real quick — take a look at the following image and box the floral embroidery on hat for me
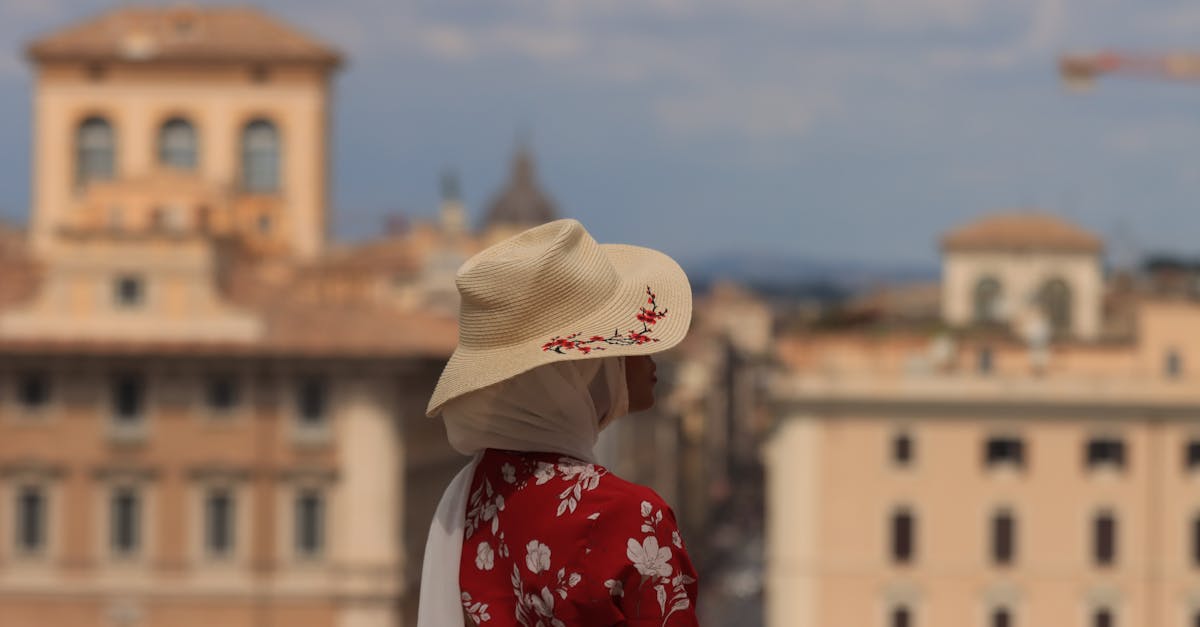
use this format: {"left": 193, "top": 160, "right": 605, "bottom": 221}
{"left": 541, "top": 287, "right": 668, "bottom": 355}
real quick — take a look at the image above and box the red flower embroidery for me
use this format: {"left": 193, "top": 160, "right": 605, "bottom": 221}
{"left": 542, "top": 287, "right": 668, "bottom": 355}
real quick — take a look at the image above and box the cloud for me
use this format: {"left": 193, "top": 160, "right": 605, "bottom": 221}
{"left": 654, "top": 85, "right": 824, "bottom": 138}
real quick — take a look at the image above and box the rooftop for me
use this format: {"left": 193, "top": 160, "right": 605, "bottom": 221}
{"left": 941, "top": 212, "right": 1103, "bottom": 253}
{"left": 27, "top": 5, "right": 341, "bottom": 66}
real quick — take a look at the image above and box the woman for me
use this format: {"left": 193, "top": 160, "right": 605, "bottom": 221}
{"left": 419, "top": 219, "right": 700, "bottom": 626}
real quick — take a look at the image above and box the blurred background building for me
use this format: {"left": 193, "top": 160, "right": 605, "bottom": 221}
{"left": 766, "top": 212, "right": 1200, "bottom": 627}
{"left": 0, "top": 6, "right": 772, "bottom": 626}
{"left": 0, "top": 7, "right": 476, "bottom": 627}
{"left": 12, "top": 4, "right": 1200, "bottom": 627}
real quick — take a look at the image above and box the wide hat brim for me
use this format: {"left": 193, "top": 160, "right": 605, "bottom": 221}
{"left": 426, "top": 243, "right": 692, "bottom": 417}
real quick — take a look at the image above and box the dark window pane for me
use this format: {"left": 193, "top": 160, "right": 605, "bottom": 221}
{"left": 891, "top": 510, "right": 914, "bottom": 564}
{"left": 1094, "top": 609, "right": 1113, "bottom": 627}
{"left": 985, "top": 437, "right": 1025, "bottom": 468}
{"left": 973, "top": 277, "right": 1003, "bottom": 323}
{"left": 1094, "top": 512, "right": 1116, "bottom": 566}
{"left": 158, "top": 118, "right": 197, "bottom": 169}
{"left": 17, "top": 486, "right": 44, "bottom": 551}
{"left": 978, "top": 347, "right": 994, "bottom": 374}
{"left": 1192, "top": 515, "right": 1200, "bottom": 567}
{"left": 206, "top": 376, "right": 239, "bottom": 413}
{"left": 111, "top": 374, "right": 144, "bottom": 422}
{"left": 1186, "top": 441, "right": 1200, "bottom": 470}
{"left": 77, "top": 116, "right": 115, "bottom": 186}
{"left": 241, "top": 119, "right": 279, "bottom": 193}
{"left": 893, "top": 433, "right": 913, "bottom": 466}
{"left": 992, "top": 608, "right": 1011, "bottom": 627}
{"left": 111, "top": 488, "right": 140, "bottom": 554}
{"left": 1087, "top": 438, "right": 1126, "bottom": 469}
{"left": 297, "top": 377, "right": 327, "bottom": 425}
{"left": 206, "top": 489, "right": 234, "bottom": 555}
{"left": 113, "top": 275, "right": 143, "bottom": 307}
{"left": 296, "top": 490, "right": 323, "bottom": 556}
{"left": 1193, "top": 610, "right": 1200, "bottom": 627}
{"left": 1038, "top": 278, "right": 1072, "bottom": 335}
{"left": 891, "top": 606, "right": 910, "bottom": 627}
{"left": 1166, "top": 350, "right": 1184, "bottom": 378}
{"left": 17, "top": 372, "right": 50, "bottom": 410}
{"left": 992, "top": 511, "right": 1015, "bottom": 565}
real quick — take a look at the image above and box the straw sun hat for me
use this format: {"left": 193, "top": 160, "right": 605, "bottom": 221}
{"left": 426, "top": 219, "right": 693, "bottom": 416}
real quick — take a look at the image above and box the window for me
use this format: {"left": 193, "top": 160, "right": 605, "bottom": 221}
{"left": 1186, "top": 440, "right": 1200, "bottom": 471}
{"left": 296, "top": 377, "right": 328, "bottom": 427}
{"left": 890, "top": 605, "right": 911, "bottom": 627}
{"left": 111, "top": 374, "right": 145, "bottom": 425}
{"left": 295, "top": 489, "right": 324, "bottom": 557}
{"left": 985, "top": 436, "right": 1025, "bottom": 468}
{"left": 76, "top": 116, "right": 115, "bottom": 187}
{"left": 991, "top": 510, "right": 1016, "bottom": 566}
{"left": 891, "top": 508, "right": 914, "bottom": 565}
{"left": 1093, "top": 608, "right": 1113, "bottom": 627}
{"left": 241, "top": 119, "right": 279, "bottom": 193}
{"left": 1166, "top": 349, "right": 1184, "bottom": 379}
{"left": 1093, "top": 511, "right": 1116, "bottom": 567}
{"left": 16, "top": 372, "right": 50, "bottom": 412}
{"left": 1192, "top": 514, "right": 1200, "bottom": 568}
{"left": 204, "top": 488, "right": 234, "bottom": 556}
{"left": 892, "top": 432, "right": 914, "bottom": 466}
{"left": 973, "top": 277, "right": 1003, "bottom": 323}
{"left": 205, "top": 375, "right": 239, "bottom": 414}
{"left": 1037, "top": 278, "right": 1072, "bottom": 336}
{"left": 991, "top": 608, "right": 1012, "bottom": 627}
{"left": 1193, "top": 610, "right": 1200, "bottom": 627}
{"left": 158, "top": 117, "right": 197, "bottom": 169}
{"left": 113, "top": 275, "right": 144, "bottom": 308}
{"left": 111, "top": 487, "right": 140, "bottom": 555}
{"left": 15, "top": 485, "right": 45, "bottom": 553}
{"left": 1087, "top": 438, "right": 1126, "bottom": 470}
{"left": 250, "top": 64, "right": 270, "bottom": 83}
{"left": 978, "top": 347, "right": 994, "bottom": 374}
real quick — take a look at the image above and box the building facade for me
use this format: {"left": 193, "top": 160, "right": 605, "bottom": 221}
{"left": 0, "top": 7, "right": 467, "bottom": 627}
{"left": 767, "top": 213, "right": 1200, "bottom": 627}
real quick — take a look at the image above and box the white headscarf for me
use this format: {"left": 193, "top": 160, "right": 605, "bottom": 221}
{"left": 417, "top": 357, "right": 629, "bottom": 626}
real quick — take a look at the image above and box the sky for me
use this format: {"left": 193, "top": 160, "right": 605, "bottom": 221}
{"left": 2, "top": 0, "right": 1200, "bottom": 268}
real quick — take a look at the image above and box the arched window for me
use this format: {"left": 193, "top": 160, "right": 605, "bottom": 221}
{"left": 973, "top": 277, "right": 1003, "bottom": 323}
{"left": 76, "top": 116, "right": 115, "bottom": 186}
{"left": 1037, "top": 278, "right": 1072, "bottom": 336}
{"left": 991, "top": 607, "right": 1012, "bottom": 627}
{"left": 158, "top": 117, "right": 197, "bottom": 169}
{"left": 241, "top": 119, "right": 279, "bottom": 193}
{"left": 890, "top": 605, "right": 911, "bottom": 627}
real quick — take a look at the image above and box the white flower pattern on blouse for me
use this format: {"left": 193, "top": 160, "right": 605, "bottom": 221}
{"left": 476, "top": 542, "right": 495, "bottom": 571}
{"left": 460, "top": 450, "right": 699, "bottom": 626}
{"left": 524, "top": 540, "right": 551, "bottom": 575}
{"left": 462, "top": 591, "right": 492, "bottom": 624}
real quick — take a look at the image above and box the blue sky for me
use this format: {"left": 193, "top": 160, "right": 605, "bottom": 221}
{"left": 2, "top": 0, "right": 1200, "bottom": 267}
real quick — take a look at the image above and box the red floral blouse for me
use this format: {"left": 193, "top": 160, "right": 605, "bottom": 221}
{"left": 459, "top": 449, "right": 700, "bottom": 626}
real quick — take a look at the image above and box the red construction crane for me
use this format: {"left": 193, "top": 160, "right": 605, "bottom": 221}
{"left": 1060, "top": 50, "right": 1200, "bottom": 90}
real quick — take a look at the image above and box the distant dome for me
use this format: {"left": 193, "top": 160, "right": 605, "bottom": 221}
{"left": 941, "top": 212, "right": 1103, "bottom": 253}
{"left": 482, "top": 145, "right": 559, "bottom": 230}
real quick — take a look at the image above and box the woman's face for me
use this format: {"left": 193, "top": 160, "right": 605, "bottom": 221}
{"left": 624, "top": 355, "right": 657, "bottom": 413}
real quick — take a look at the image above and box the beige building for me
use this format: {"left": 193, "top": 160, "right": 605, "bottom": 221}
{"left": 767, "top": 213, "right": 1200, "bottom": 627}
{"left": 0, "top": 7, "right": 472, "bottom": 627}
{"left": 941, "top": 213, "right": 1104, "bottom": 341}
